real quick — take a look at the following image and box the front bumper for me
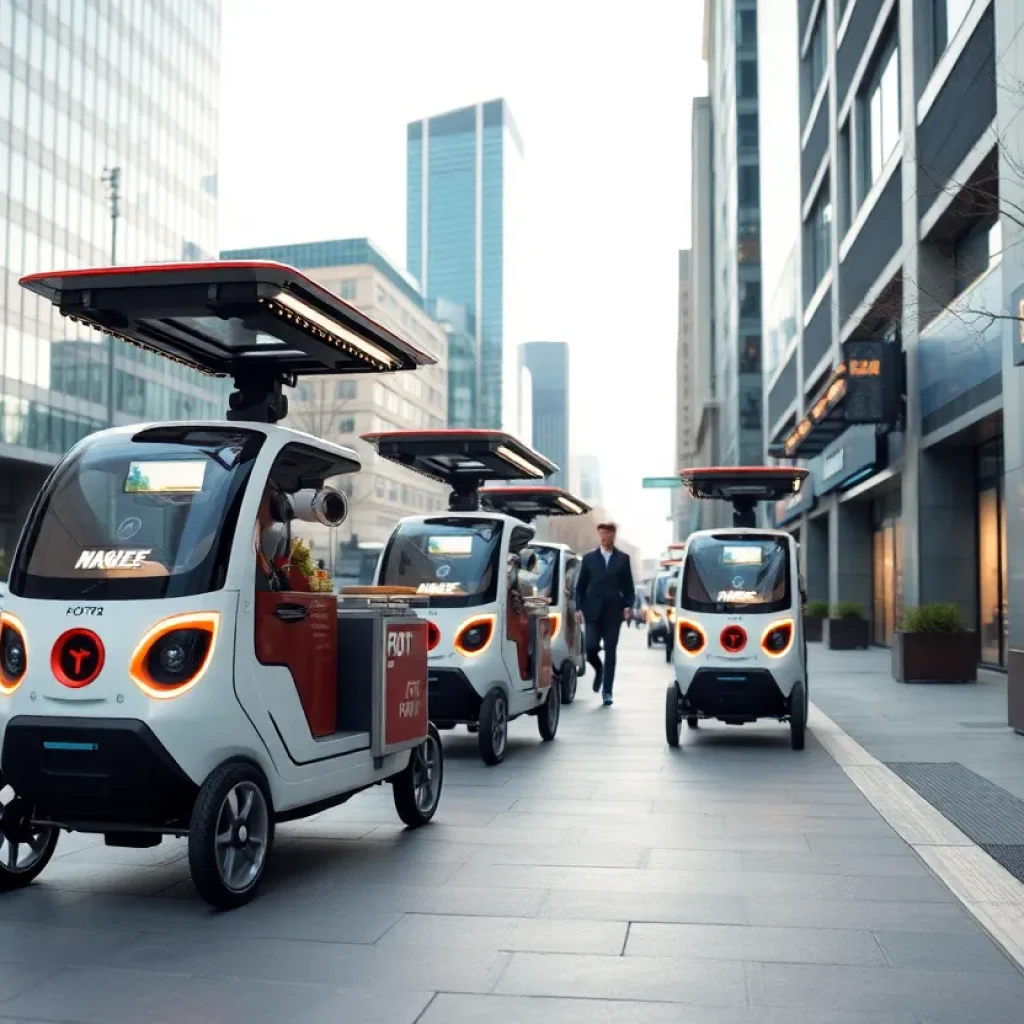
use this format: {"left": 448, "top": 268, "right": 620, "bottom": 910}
{"left": 1, "top": 716, "right": 199, "bottom": 831}
{"left": 680, "top": 668, "right": 791, "bottom": 723}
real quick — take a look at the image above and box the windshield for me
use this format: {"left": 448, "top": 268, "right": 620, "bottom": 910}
{"left": 11, "top": 427, "right": 264, "bottom": 601}
{"left": 681, "top": 534, "right": 791, "bottom": 614}
{"left": 378, "top": 517, "right": 503, "bottom": 607}
{"left": 653, "top": 574, "right": 674, "bottom": 605}
{"left": 521, "top": 545, "right": 560, "bottom": 602}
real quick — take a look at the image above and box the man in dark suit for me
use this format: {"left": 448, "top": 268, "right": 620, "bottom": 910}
{"left": 575, "top": 521, "right": 635, "bottom": 706}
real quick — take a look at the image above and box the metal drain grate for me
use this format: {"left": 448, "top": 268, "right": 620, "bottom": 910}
{"left": 886, "top": 762, "right": 1024, "bottom": 845}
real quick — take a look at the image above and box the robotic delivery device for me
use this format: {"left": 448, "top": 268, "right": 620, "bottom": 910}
{"left": 665, "top": 466, "right": 810, "bottom": 751}
{"left": 363, "top": 431, "right": 563, "bottom": 765}
{"left": 0, "top": 261, "right": 446, "bottom": 908}
{"left": 480, "top": 486, "right": 590, "bottom": 705}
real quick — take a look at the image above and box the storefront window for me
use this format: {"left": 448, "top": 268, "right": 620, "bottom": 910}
{"left": 872, "top": 492, "right": 902, "bottom": 646}
{"left": 976, "top": 437, "right": 1006, "bottom": 667}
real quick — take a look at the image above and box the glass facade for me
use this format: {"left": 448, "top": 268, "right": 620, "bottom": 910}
{"left": 407, "top": 99, "right": 524, "bottom": 430}
{"left": 0, "top": 0, "right": 224, "bottom": 465}
{"left": 976, "top": 437, "right": 1007, "bottom": 667}
{"left": 871, "top": 491, "right": 903, "bottom": 647}
{"left": 519, "top": 342, "right": 569, "bottom": 488}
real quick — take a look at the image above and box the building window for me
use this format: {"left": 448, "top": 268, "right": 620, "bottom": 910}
{"left": 739, "top": 279, "right": 761, "bottom": 321}
{"left": 738, "top": 112, "right": 758, "bottom": 153}
{"left": 933, "top": 0, "right": 973, "bottom": 60}
{"left": 338, "top": 416, "right": 355, "bottom": 434}
{"left": 737, "top": 7, "right": 756, "bottom": 47}
{"left": 872, "top": 492, "right": 903, "bottom": 647}
{"left": 737, "top": 59, "right": 758, "bottom": 99}
{"left": 951, "top": 218, "right": 1000, "bottom": 295}
{"left": 805, "top": 181, "right": 833, "bottom": 292}
{"left": 738, "top": 164, "right": 760, "bottom": 209}
{"left": 806, "top": 9, "right": 826, "bottom": 102}
{"left": 340, "top": 280, "right": 357, "bottom": 301}
{"left": 860, "top": 35, "right": 900, "bottom": 192}
{"left": 977, "top": 437, "right": 1006, "bottom": 667}
{"left": 335, "top": 380, "right": 357, "bottom": 400}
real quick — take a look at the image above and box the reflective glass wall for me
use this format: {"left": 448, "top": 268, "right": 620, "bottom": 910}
{"left": 0, "top": 0, "right": 224, "bottom": 462}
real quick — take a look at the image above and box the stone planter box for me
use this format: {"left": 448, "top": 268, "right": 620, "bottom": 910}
{"left": 804, "top": 616, "right": 823, "bottom": 643}
{"left": 892, "top": 630, "right": 977, "bottom": 683}
{"left": 824, "top": 617, "right": 870, "bottom": 650}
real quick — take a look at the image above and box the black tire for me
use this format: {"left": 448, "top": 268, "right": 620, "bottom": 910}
{"left": 0, "top": 792, "right": 59, "bottom": 892}
{"left": 789, "top": 680, "right": 807, "bottom": 751}
{"left": 687, "top": 716, "right": 699, "bottom": 730}
{"left": 646, "top": 632, "right": 653, "bottom": 649}
{"left": 538, "top": 682, "right": 560, "bottom": 741}
{"left": 478, "top": 688, "right": 509, "bottom": 765}
{"left": 559, "top": 661, "right": 578, "bottom": 705}
{"left": 665, "top": 684, "right": 682, "bottom": 748}
{"left": 393, "top": 724, "right": 443, "bottom": 827}
{"left": 665, "top": 637, "right": 674, "bottom": 663}
{"left": 188, "top": 761, "right": 274, "bottom": 910}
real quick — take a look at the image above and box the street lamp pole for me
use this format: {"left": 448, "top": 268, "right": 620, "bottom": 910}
{"left": 101, "top": 166, "right": 121, "bottom": 427}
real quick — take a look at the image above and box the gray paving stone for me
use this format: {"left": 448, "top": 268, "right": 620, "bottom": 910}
{"left": 753, "top": 962, "right": 1024, "bottom": 1017}
{"left": 375, "top": 913, "right": 627, "bottom": 954}
{"left": 537, "top": 889, "right": 752, "bottom": 925}
{"left": 0, "top": 967, "right": 432, "bottom": 1024}
{"left": 746, "top": 897, "right": 983, "bottom": 934}
{"left": 803, "top": 834, "right": 912, "bottom": 856}
{"left": 737, "top": 851, "right": 928, "bottom": 877}
{"left": 0, "top": 965, "right": 52, "bottom": 1005}
{"left": 0, "top": 922, "right": 144, "bottom": 969}
{"left": 625, "top": 922, "right": 887, "bottom": 966}
{"left": 873, "top": 929, "right": 1018, "bottom": 972}
{"left": 580, "top": 829, "right": 813, "bottom": 852}
{"left": 492, "top": 951, "right": 748, "bottom": 1004}
{"left": 311, "top": 880, "right": 548, "bottom": 917}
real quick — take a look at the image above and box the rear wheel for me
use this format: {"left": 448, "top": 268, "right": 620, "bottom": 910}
{"left": 646, "top": 632, "right": 653, "bottom": 649}
{"left": 0, "top": 788, "right": 59, "bottom": 892}
{"left": 188, "top": 762, "right": 274, "bottom": 910}
{"left": 478, "top": 688, "right": 509, "bottom": 765}
{"left": 559, "top": 661, "right": 578, "bottom": 705}
{"left": 393, "top": 724, "right": 443, "bottom": 827}
{"left": 665, "top": 684, "right": 682, "bottom": 748}
{"left": 687, "top": 716, "right": 699, "bottom": 730}
{"left": 539, "top": 683, "right": 560, "bottom": 741}
{"left": 789, "top": 680, "right": 807, "bottom": 751}
{"left": 665, "top": 636, "right": 674, "bottom": 663}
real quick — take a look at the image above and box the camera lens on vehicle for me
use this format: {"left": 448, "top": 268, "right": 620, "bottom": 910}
{"left": 159, "top": 642, "right": 188, "bottom": 674}
{"left": 683, "top": 630, "right": 702, "bottom": 651}
{"left": 2, "top": 633, "right": 25, "bottom": 677}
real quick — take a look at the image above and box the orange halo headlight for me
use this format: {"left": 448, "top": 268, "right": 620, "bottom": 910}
{"left": 676, "top": 619, "right": 706, "bottom": 655}
{"left": 129, "top": 612, "right": 220, "bottom": 700}
{"left": 0, "top": 611, "right": 28, "bottom": 695}
{"left": 761, "top": 618, "right": 795, "bottom": 658}
{"left": 454, "top": 614, "right": 496, "bottom": 658}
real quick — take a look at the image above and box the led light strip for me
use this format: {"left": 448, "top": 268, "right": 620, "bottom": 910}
{"left": 266, "top": 291, "right": 398, "bottom": 370}
{"left": 556, "top": 495, "right": 584, "bottom": 514}
{"left": 496, "top": 444, "right": 546, "bottom": 478}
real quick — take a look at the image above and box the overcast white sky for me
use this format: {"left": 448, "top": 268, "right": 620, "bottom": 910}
{"left": 218, "top": 0, "right": 707, "bottom": 557}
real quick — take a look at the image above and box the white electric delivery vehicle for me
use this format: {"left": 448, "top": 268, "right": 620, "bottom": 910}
{"left": 665, "top": 466, "right": 810, "bottom": 751}
{"left": 0, "top": 260, "right": 446, "bottom": 909}
{"left": 363, "top": 430, "right": 563, "bottom": 765}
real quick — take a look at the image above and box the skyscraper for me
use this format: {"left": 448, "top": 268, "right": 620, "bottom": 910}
{"left": 407, "top": 98, "right": 525, "bottom": 432}
{"left": 519, "top": 342, "right": 569, "bottom": 488}
{"left": 0, "top": 0, "right": 223, "bottom": 557}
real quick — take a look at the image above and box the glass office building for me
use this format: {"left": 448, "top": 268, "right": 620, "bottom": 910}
{"left": 519, "top": 341, "right": 569, "bottom": 488}
{"left": 407, "top": 98, "right": 525, "bottom": 431}
{"left": 0, "top": 0, "right": 223, "bottom": 556}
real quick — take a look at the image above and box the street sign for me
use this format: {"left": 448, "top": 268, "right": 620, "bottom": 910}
{"left": 642, "top": 477, "right": 682, "bottom": 489}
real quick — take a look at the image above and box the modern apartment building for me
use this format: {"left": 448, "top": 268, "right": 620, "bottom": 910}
{"left": 406, "top": 98, "right": 526, "bottom": 433}
{"left": 759, "top": 0, "right": 1024, "bottom": 704}
{"left": 220, "top": 238, "right": 450, "bottom": 552}
{"left": 519, "top": 341, "right": 569, "bottom": 488}
{"left": 0, "top": 0, "right": 224, "bottom": 557}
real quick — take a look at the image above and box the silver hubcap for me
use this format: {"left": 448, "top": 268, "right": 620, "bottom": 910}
{"left": 214, "top": 781, "right": 269, "bottom": 893}
{"left": 0, "top": 785, "right": 52, "bottom": 875}
{"left": 412, "top": 735, "right": 440, "bottom": 814}
{"left": 492, "top": 696, "right": 507, "bottom": 756}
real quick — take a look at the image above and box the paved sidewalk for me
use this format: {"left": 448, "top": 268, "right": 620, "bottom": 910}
{"left": 2, "top": 630, "right": 1024, "bottom": 1022}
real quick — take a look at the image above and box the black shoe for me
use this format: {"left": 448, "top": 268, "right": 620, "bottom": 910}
{"left": 592, "top": 664, "right": 603, "bottom": 693}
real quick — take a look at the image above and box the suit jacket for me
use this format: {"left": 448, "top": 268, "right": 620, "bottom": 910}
{"left": 575, "top": 547, "right": 635, "bottom": 622}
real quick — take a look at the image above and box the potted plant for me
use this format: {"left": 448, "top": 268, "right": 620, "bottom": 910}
{"left": 803, "top": 600, "right": 829, "bottom": 643}
{"left": 893, "top": 603, "right": 976, "bottom": 683}
{"left": 824, "top": 601, "right": 870, "bottom": 650}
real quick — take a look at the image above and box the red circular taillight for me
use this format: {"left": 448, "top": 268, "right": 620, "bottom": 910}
{"left": 426, "top": 621, "right": 441, "bottom": 651}
{"left": 720, "top": 625, "right": 747, "bottom": 653}
{"left": 51, "top": 629, "right": 105, "bottom": 689}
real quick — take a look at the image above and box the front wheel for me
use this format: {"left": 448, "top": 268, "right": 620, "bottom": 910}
{"left": 0, "top": 789, "right": 59, "bottom": 892}
{"left": 478, "top": 688, "right": 509, "bottom": 765}
{"left": 559, "top": 661, "right": 578, "bottom": 705}
{"left": 538, "top": 682, "right": 560, "bottom": 741}
{"left": 665, "top": 638, "right": 674, "bottom": 663}
{"left": 665, "top": 684, "right": 682, "bottom": 749}
{"left": 188, "top": 762, "right": 274, "bottom": 910}
{"left": 789, "top": 680, "right": 807, "bottom": 751}
{"left": 393, "top": 724, "right": 443, "bottom": 827}
{"left": 646, "top": 632, "right": 653, "bottom": 649}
